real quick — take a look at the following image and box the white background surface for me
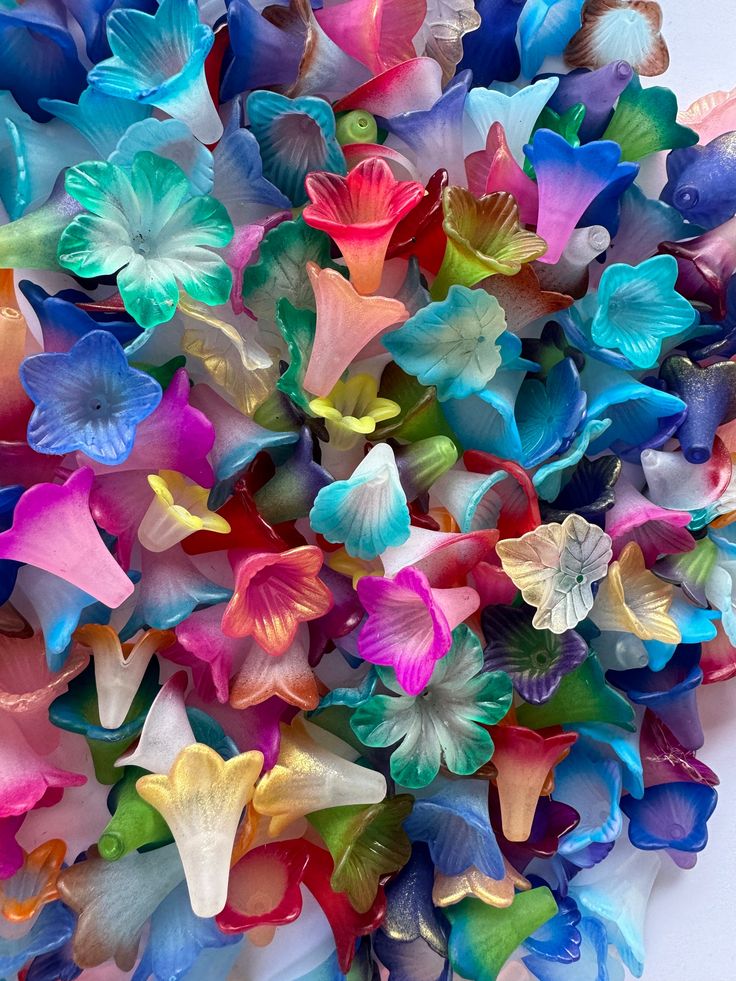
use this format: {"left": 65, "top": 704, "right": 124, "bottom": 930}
{"left": 606, "top": 4, "right": 736, "bottom": 980}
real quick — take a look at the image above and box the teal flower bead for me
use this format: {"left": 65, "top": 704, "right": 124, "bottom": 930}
{"left": 351, "top": 625, "right": 513, "bottom": 789}
{"left": 58, "top": 151, "right": 233, "bottom": 330}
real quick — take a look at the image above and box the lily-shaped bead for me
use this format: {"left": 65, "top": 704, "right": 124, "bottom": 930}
{"left": 138, "top": 470, "right": 231, "bottom": 553}
{"left": 222, "top": 546, "right": 333, "bottom": 656}
{"left": 351, "top": 625, "right": 512, "bottom": 788}
{"left": 19, "top": 330, "right": 162, "bottom": 466}
{"left": 252, "top": 718, "right": 387, "bottom": 835}
{"left": 591, "top": 542, "right": 681, "bottom": 644}
{"left": 303, "top": 262, "right": 409, "bottom": 397}
{"left": 58, "top": 152, "right": 233, "bottom": 330}
{"left": 74, "top": 623, "right": 175, "bottom": 730}
{"left": 604, "top": 477, "right": 694, "bottom": 566}
{"left": 491, "top": 724, "right": 577, "bottom": 841}
{"left": 137, "top": 744, "right": 264, "bottom": 918}
{"left": 87, "top": 0, "right": 222, "bottom": 144}
{"left": 432, "top": 188, "right": 547, "bottom": 300}
{"left": 433, "top": 858, "right": 531, "bottom": 910}
{"left": 0, "top": 839, "right": 66, "bottom": 933}
{"left": 308, "top": 374, "right": 401, "bottom": 451}
{"left": 357, "top": 566, "right": 480, "bottom": 695}
{"left": 496, "top": 513, "right": 613, "bottom": 634}
{"left": 621, "top": 782, "right": 718, "bottom": 853}
{"left": 303, "top": 157, "right": 424, "bottom": 295}
{"left": 565, "top": 0, "right": 669, "bottom": 76}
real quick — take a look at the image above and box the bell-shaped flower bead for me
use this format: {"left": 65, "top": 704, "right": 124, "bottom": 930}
{"left": 351, "top": 625, "right": 512, "bottom": 788}
{"left": 310, "top": 443, "right": 410, "bottom": 560}
{"left": 19, "top": 330, "right": 162, "bottom": 466}
{"left": 482, "top": 604, "right": 589, "bottom": 704}
{"left": 303, "top": 158, "right": 424, "bottom": 295}
{"left": 383, "top": 285, "right": 510, "bottom": 401}
{"left": 464, "top": 76, "right": 560, "bottom": 162}
{"left": 221, "top": 546, "right": 333, "bottom": 656}
{"left": 589, "top": 255, "right": 697, "bottom": 368}
{"left": 136, "top": 745, "right": 264, "bottom": 918}
{"left": 252, "top": 719, "right": 387, "bottom": 836}
{"left": 115, "top": 671, "right": 196, "bottom": 774}
{"left": 246, "top": 91, "right": 346, "bottom": 207}
{"left": 565, "top": 0, "right": 669, "bottom": 76}
{"left": 621, "top": 782, "right": 718, "bottom": 853}
{"left": 308, "top": 374, "right": 401, "bottom": 451}
{"left": 356, "top": 566, "right": 480, "bottom": 694}
{"left": 229, "top": 626, "right": 319, "bottom": 713}
{"left": 315, "top": 0, "right": 426, "bottom": 75}
{"left": 138, "top": 471, "right": 231, "bottom": 553}
{"left": 591, "top": 542, "right": 681, "bottom": 643}
{"left": 526, "top": 130, "right": 639, "bottom": 264}
{"left": 87, "top": 0, "right": 222, "bottom": 144}
{"left": 303, "top": 262, "right": 409, "bottom": 397}
{"left": 518, "top": 0, "right": 587, "bottom": 78}
{"left": 432, "top": 188, "right": 547, "bottom": 299}
{"left": 58, "top": 152, "right": 234, "bottom": 330}
{"left": 497, "top": 513, "right": 613, "bottom": 634}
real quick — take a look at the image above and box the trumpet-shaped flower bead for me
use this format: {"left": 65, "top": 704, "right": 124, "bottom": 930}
{"left": 565, "top": 0, "right": 669, "bottom": 76}
{"left": 58, "top": 152, "right": 234, "bottom": 330}
{"left": 602, "top": 77, "right": 698, "bottom": 163}
{"left": 482, "top": 604, "right": 589, "bottom": 705}
{"left": 463, "top": 76, "right": 560, "bottom": 162}
{"left": 541, "top": 62, "right": 634, "bottom": 142}
{"left": 590, "top": 543, "right": 681, "bottom": 644}
{"left": 678, "top": 86, "right": 736, "bottom": 144}
{"left": 553, "top": 740, "right": 623, "bottom": 856}
{"left": 383, "top": 285, "right": 509, "bottom": 402}
{"left": 516, "top": 357, "right": 587, "bottom": 469}
{"left": 639, "top": 710, "right": 719, "bottom": 789}
{"left": 74, "top": 624, "right": 175, "bottom": 731}
{"left": 465, "top": 123, "right": 540, "bottom": 224}
{"left": 310, "top": 443, "right": 410, "bottom": 560}
{"left": 0, "top": 468, "right": 134, "bottom": 609}
{"left": 0, "top": 900, "right": 76, "bottom": 977}
{"left": 385, "top": 71, "right": 471, "bottom": 186}
{"left": 137, "top": 745, "right": 264, "bottom": 918}
{"left": 246, "top": 91, "right": 346, "bottom": 207}
{"left": 220, "top": 0, "right": 303, "bottom": 99}
{"left": 641, "top": 438, "right": 733, "bottom": 511}
{"left": 432, "top": 188, "right": 548, "bottom": 300}
{"left": 19, "top": 330, "right": 161, "bottom": 466}
{"left": 315, "top": 0, "right": 426, "bottom": 74}
{"left": 351, "top": 625, "right": 512, "bottom": 788}
{"left": 433, "top": 858, "right": 531, "bottom": 911}
{"left": 57, "top": 844, "right": 185, "bottom": 971}
{"left": 138, "top": 471, "right": 231, "bottom": 553}
{"left": 456, "top": 0, "right": 522, "bottom": 86}
{"left": 496, "top": 513, "right": 613, "bottom": 634}
{"left": 589, "top": 256, "right": 697, "bottom": 369}
{"left": 526, "top": 131, "right": 638, "bottom": 266}
{"left": 222, "top": 546, "right": 333, "bottom": 656}
{"left": 115, "top": 671, "right": 196, "bottom": 774}
{"left": 333, "top": 56, "right": 443, "bottom": 117}
{"left": 252, "top": 718, "right": 387, "bottom": 836}
{"left": 302, "top": 262, "right": 409, "bottom": 397}
{"left": 658, "top": 214, "right": 736, "bottom": 320}
{"left": 309, "top": 375, "right": 400, "bottom": 451}
{"left": 0, "top": 713, "right": 85, "bottom": 819}
{"left": 604, "top": 478, "right": 694, "bottom": 566}
{"left": 579, "top": 358, "right": 687, "bottom": 457}
{"left": 404, "top": 779, "right": 506, "bottom": 879}
{"left": 661, "top": 356, "right": 736, "bottom": 464}
{"left": 87, "top": 0, "right": 222, "bottom": 144}
{"left": 518, "top": 0, "right": 587, "bottom": 78}
{"left": 446, "top": 889, "right": 559, "bottom": 981}
{"left": 491, "top": 725, "right": 578, "bottom": 842}
{"left": 303, "top": 158, "right": 424, "bottom": 295}
{"left": 357, "top": 567, "right": 480, "bottom": 695}
{"left": 108, "top": 117, "right": 215, "bottom": 197}
{"left": 38, "top": 85, "right": 151, "bottom": 158}
{"left": 568, "top": 836, "right": 661, "bottom": 977}
{"left": 379, "top": 524, "right": 499, "bottom": 587}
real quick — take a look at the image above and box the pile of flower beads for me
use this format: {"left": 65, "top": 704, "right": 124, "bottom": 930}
{"left": 1, "top": 0, "right": 736, "bottom": 977}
